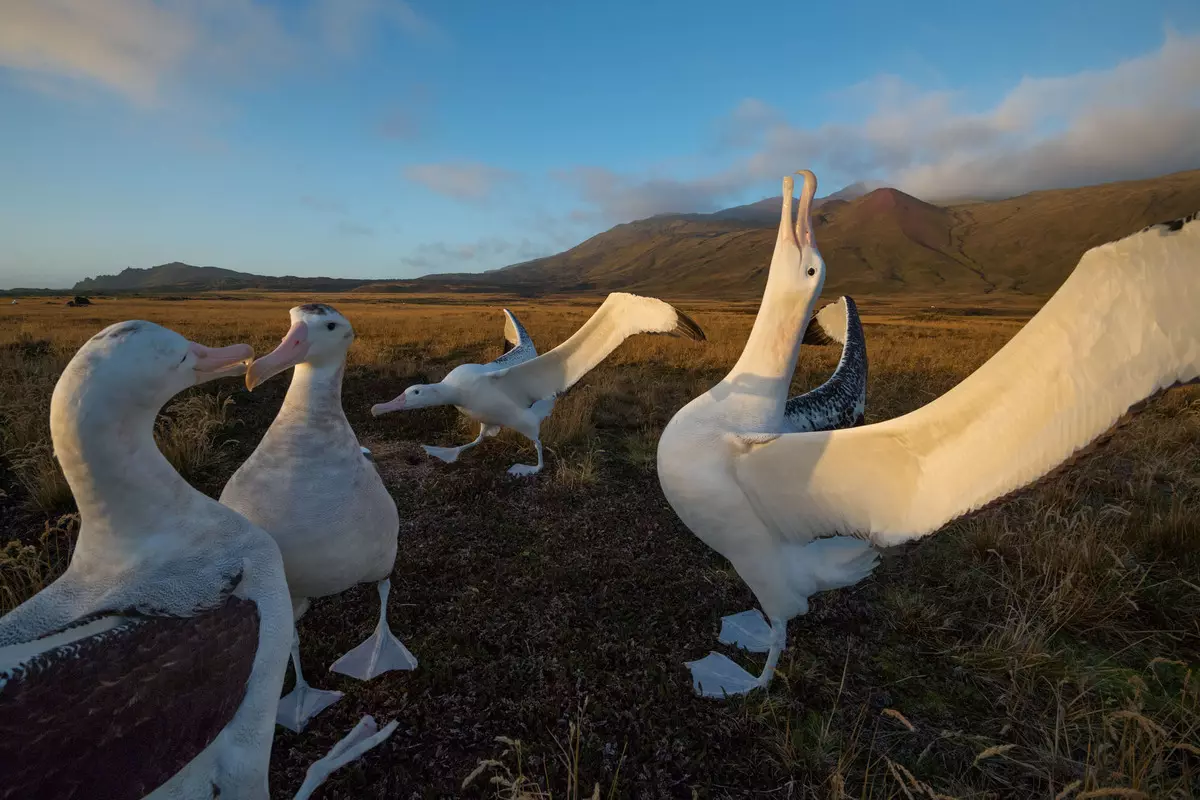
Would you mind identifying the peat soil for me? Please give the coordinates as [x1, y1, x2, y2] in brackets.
[249, 369, 897, 798]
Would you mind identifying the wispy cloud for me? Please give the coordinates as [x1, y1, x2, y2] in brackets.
[376, 83, 434, 141]
[0, 0, 441, 106]
[400, 236, 549, 273]
[337, 220, 375, 237]
[404, 162, 519, 203]
[559, 30, 1200, 221]
[554, 166, 744, 221]
[300, 194, 346, 213]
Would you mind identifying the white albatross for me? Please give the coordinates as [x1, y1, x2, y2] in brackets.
[0, 320, 398, 798]
[220, 303, 417, 734]
[371, 293, 707, 476]
[657, 172, 1200, 698]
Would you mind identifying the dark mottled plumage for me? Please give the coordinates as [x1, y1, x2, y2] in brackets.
[298, 303, 336, 316]
[93, 322, 145, 341]
[783, 296, 868, 433]
[0, 595, 260, 800]
[1140, 211, 1198, 234]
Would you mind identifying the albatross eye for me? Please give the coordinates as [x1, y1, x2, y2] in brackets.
[413, 389, 420, 395]
[807, 267, 816, 277]
[326, 322, 337, 331]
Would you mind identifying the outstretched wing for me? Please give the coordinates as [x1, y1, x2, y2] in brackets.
[487, 308, 539, 369]
[0, 595, 260, 800]
[730, 214, 1200, 549]
[784, 296, 868, 433]
[488, 292, 706, 405]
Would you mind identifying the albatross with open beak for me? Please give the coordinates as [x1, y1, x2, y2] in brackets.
[659, 171, 1200, 698]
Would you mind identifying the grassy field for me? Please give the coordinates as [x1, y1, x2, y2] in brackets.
[1, 292, 1197, 799]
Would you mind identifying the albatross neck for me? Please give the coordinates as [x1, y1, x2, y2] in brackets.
[51, 389, 201, 535]
[278, 360, 349, 425]
[724, 267, 821, 422]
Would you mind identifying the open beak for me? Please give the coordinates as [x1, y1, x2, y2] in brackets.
[246, 320, 310, 391]
[191, 342, 254, 385]
[370, 395, 406, 417]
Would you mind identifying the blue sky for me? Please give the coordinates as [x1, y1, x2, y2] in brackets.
[1, 1, 1198, 288]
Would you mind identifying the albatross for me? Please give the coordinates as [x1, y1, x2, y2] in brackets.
[657, 171, 1200, 698]
[220, 303, 417, 734]
[371, 293, 707, 476]
[0, 320, 397, 798]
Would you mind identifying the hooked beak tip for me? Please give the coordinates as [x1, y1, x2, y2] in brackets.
[371, 397, 404, 416]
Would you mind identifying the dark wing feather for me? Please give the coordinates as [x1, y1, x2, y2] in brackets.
[784, 296, 868, 433]
[488, 308, 538, 368]
[0, 595, 260, 800]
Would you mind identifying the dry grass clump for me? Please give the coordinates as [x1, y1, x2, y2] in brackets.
[154, 390, 238, 485]
[0, 513, 79, 615]
[462, 697, 623, 799]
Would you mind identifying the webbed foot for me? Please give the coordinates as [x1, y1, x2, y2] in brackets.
[422, 444, 463, 463]
[329, 622, 418, 680]
[685, 652, 765, 698]
[718, 609, 774, 653]
[292, 715, 399, 799]
[276, 682, 343, 733]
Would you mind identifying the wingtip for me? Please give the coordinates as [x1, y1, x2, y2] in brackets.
[501, 308, 519, 353]
[673, 309, 707, 342]
[801, 303, 840, 347]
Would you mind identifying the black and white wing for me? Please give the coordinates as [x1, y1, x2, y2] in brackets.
[783, 296, 868, 433]
[486, 308, 539, 369]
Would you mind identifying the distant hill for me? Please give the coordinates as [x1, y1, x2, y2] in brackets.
[430, 168, 1200, 298]
[67, 169, 1200, 300]
[72, 262, 367, 293]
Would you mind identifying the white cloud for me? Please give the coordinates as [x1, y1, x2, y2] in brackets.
[0, 0, 440, 106]
[561, 30, 1200, 221]
[404, 162, 519, 203]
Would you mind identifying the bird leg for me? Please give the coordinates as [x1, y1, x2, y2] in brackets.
[685, 616, 788, 698]
[422, 423, 490, 463]
[329, 578, 418, 680]
[506, 437, 544, 477]
[276, 626, 343, 733]
[292, 715, 399, 800]
[507, 399, 554, 476]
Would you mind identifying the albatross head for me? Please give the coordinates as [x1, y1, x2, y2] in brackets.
[771, 170, 825, 296]
[55, 321, 252, 411]
[369, 381, 453, 416]
[245, 303, 354, 390]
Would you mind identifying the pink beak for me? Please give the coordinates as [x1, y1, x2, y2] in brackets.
[371, 394, 406, 416]
[190, 341, 253, 384]
[246, 320, 310, 391]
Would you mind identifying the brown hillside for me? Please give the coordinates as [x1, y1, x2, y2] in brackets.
[459, 168, 1200, 300]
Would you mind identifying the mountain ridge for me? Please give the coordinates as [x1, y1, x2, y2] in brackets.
[62, 169, 1200, 299]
